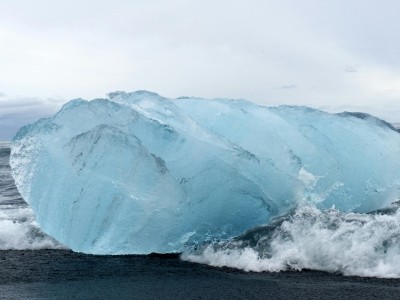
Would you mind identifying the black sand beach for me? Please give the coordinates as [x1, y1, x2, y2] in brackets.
[1, 249, 400, 299]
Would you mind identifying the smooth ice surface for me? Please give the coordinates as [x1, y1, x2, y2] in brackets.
[10, 91, 400, 254]
[0, 143, 61, 250]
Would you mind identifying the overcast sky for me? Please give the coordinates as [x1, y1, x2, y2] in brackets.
[1, 0, 400, 140]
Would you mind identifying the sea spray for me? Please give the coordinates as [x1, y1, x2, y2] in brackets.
[183, 204, 400, 278]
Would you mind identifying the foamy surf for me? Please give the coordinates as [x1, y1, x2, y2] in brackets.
[182, 204, 400, 278]
[0, 207, 63, 250]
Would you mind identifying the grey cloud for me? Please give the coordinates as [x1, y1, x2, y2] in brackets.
[375, 89, 399, 96]
[344, 66, 358, 73]
[0, 96, 64, 111]
[317, 102, 400, 124]
[0, 1, 400, 125]
[0, 112, 47, 141]
[0, 99, 43, 109]
[275, 85, 297, 90]
[0, 95, 65, 140]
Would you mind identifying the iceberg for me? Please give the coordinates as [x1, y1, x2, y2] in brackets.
[10, 91, 400, 254]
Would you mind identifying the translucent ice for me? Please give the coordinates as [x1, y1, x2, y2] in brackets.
[10, 91, 400, 254]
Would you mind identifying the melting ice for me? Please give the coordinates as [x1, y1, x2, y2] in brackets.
[0, 142, 61, 250]
[9, 91, 400, 258]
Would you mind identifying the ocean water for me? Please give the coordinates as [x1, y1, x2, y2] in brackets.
[2, 141, 400, 299]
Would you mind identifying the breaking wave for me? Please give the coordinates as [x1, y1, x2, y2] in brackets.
[182, 204, 400, 278]
[0, 206, 63, 250]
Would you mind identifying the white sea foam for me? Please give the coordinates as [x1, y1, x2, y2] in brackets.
[0, 207, 64, 250]
[182, 205, 400, 278]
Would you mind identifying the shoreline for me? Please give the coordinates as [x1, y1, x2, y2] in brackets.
[1, 249, 400, 299]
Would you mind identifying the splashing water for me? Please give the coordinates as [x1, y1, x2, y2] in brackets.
[183, 204, 400, 278]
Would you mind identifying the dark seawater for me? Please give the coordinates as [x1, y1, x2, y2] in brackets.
[2, 143, 400, 299]
[2, 250, 400, 300]
[0, 142, 25, 207]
